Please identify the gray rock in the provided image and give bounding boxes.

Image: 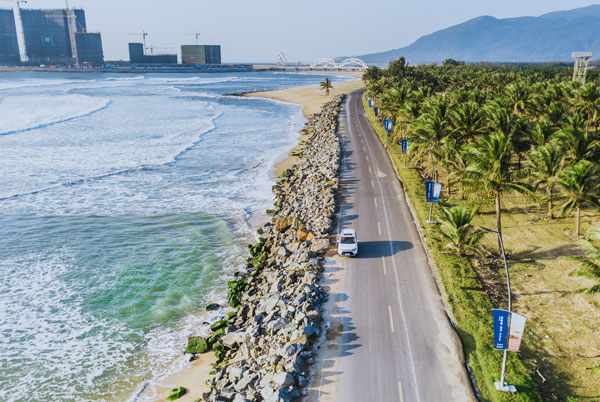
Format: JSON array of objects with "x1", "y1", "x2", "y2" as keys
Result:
[
  {"x1": 272, "y1": 371, "x2": 295, "y2": 387},
  {"x1": 267, "y1": 317, "x2": 289, "y2": 333}
]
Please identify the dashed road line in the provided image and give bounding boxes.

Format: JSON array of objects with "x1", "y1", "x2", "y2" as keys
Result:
[
  {"x1": 374, "y1": 198, "x2": 378, "y2": 208},
  {"x1": 388, "y1": 305, "x2": 395, "y2": 333},
  {"x1": 378, "y1": 221, "x2": 382, "y2": 235},
  {"x1": 382, "y1": 257, "x2": 387, "y2": 276}
]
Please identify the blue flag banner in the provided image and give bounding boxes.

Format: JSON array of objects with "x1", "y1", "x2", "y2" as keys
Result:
[
  {"x1": 432, "y1": 182, "x2": 442, "y2": 203},
  {"x1": 401, "y1": 139, "x2": 407, "y2": 154},
  {"x1": 384, "y1": 120, "x2": 393, "y2": 131},
  {"x1": 425, "y1": 181, "x2": 442, "y2": 203},
  {"x1": 374, "y1": 107, "x2": 379, "y2": 116},
  {"x1": 493, "y1": 309, "x2": 510, "y2": 350},
  {"x1": 369, "y1": 100, "x2": 374, "y2": 107},
  {"x1": 425, "y1": 181, "x2": 433, "y2": 202}
]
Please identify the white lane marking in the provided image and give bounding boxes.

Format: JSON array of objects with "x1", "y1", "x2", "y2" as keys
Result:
[
  {"x1": 378, "y1": 221, "x2": 382, "y2": 235},
  {"x1": 399, "y1": 382, "x2": 404, "y2": 402},
  {"x1": 371, "y1": 180, "x2": 375, "y2": 188},
  {"x1": 382, "y1": 257, "x2": 387, "y2": 276},
  {"x1": 363, "y1": 146, "x2": 366, "y2": 152},
  {"x1": 358, "y1": 94, "x2": 422, "y2": 402},
  {"x1": 374, "y1": 198, "x2": 378, "y2": 208},
  {"x1": 366, "y1": 155, "x2": 369, "y2": 161},
  {"x1": 369, "y1": 166, "x2": 372, "y2": 174},
  {"x1": 388, "y1": 305, "x2": 395, "y2": 333}
]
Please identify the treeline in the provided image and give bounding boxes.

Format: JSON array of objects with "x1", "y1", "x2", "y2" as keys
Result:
[{"x1": 364, "y1": 58, "x2": 600, "y2": 239}]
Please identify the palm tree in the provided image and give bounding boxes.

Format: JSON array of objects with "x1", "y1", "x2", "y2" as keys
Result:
[
  {"x1": 463, "y1": 130, "x2": 534, "y2": 240},
  {"x1": 529, "y1": 143, "x2": 564, "y2": 218},
  {"x1": 573, "y1": 83, "x2": 600, "y2": 131},
  {"x1": 448, "y1": 101, "x2": 485, "y2": 144},
  {"x1": 556, "y1": 115, "x2": 598, "y2": 163},
  {"x1": 320, "y1": 78, "x2": 333, "y2": 96},
  {"x1": 556, "y1": 161, "x2": 600, "y2": 236},
  {"x1": 436, "y1": 205, "x2": 485, "y2": 256},
  {"x1": 568, "y1": 230, "x2": 600, "y2": 294}
]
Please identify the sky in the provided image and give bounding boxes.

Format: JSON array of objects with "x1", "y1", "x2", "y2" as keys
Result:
[{"x1": 6, "y1": 0, "x2": 600, "y2": 62}]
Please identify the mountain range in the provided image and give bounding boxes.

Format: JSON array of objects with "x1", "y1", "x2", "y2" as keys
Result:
[{"x1": 347, "y1": 5, "x2": 600, "y2": 64}]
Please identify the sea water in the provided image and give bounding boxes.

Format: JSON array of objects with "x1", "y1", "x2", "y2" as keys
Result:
[{"x1": 0, "y1": 71, "x2": 354, "y2": 402}]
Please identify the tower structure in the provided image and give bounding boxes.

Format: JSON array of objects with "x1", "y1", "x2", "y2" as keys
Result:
[{"x1": 572, "y1": 52, "x2": 592, "y2": 84}]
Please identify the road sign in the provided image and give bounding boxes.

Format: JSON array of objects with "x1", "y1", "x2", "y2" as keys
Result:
[
  {"x1": 384, "y1": 119, "x2": 393, "y2": 131},
  {"x1": 425, "y1": 181, "x2": 442, "y2": 203},
  {"x1": 369, "y1": 100, "x2": 374, "y2": 107},
  {"x1": 507, "y1": 312, "x2": 527, "y2": 352},
  {"x1": 493, "y1": 309, "x2": 510, "y2": 350},
  {"x1": 374, "y1": 107, "x2": 379, "y2": 116},
  {"x1": 402, "y1": 139, "x2": 407, "y2": 154}
]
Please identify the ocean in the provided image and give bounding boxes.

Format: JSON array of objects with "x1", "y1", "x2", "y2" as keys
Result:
[{"x1": 0, "y1": 71, "x2": 354, "y2": 402}]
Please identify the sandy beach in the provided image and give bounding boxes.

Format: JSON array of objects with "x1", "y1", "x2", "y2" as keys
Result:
[{"x1": 246, "y1": 78, "x2": 365, "y2": 175}]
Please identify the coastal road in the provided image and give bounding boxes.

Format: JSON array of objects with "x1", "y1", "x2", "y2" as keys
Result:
[{"x1": 307, "y1": 90, "x2": 476, "y2": 402}]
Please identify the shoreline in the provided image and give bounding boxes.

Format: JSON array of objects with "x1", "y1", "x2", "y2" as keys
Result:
[
  {"x1": 132, "y1": 78, "x2": 363, "y2": 402},
  {"x1": 245, "y1": 79, "x2": 364, "y2": 176}
]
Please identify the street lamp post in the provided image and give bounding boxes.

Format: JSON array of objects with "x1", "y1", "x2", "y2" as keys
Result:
[{"x1": 480, "y1": 226, "x2": 517, "y2": 393}]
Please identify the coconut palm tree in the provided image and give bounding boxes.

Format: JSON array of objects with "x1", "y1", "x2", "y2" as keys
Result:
[
  {"x1": 556, "y1": 115, "x2": 598, "y2": 163},
  {"x1": 320, "y1": 78, "x2": 333, "y2": 96},
  {"x1": 568, "y1": 230, "x2": 600, "y2": 294},
  {"x1": 448, "y1": 101, "x2": 485, "y2": 144},
  {"x1": 556, "y1": 161, "x2": 600, "y2": 237},
  {"x1": 436, "y1": 205, "x2": 485, "y2": 256},
  {"x1": 529, "y1": 143, "x2": 564, "y2": 218},
  {"x1": 573, "y1": 82, "x2": 600, "y2": 130},
  {"x1": 463, "y1": 130, "x2": 534, "y2": 240}
]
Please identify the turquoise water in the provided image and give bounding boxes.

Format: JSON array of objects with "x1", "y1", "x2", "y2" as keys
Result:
[{"x1": 0, "y1": 72, "x2": 354, "y2": 401}]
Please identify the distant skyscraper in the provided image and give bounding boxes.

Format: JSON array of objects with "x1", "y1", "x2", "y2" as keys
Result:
[
  {"x1": 181, "y1": 45, "x2": 221, "y2": 65},
  {"x1": 0, "y1": 9, "x2": 20, "y2": 65},
  {"x1": 20, "y1": 8, "x2": 103, "y2": 66}
]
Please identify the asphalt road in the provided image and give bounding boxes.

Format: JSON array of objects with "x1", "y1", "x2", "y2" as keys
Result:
[{"x1": 308, "y1": 90, "x2": 476, "y2": 402}]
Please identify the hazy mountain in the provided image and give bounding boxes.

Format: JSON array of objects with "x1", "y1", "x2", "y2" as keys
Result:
[{"x1": 348, "y1": 5, "x2": 600, "y2": 64}]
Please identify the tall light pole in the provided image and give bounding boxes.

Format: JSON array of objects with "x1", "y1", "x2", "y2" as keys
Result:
[{"x1": 480, "y1": 226, "x2": 516, "y2": 392}]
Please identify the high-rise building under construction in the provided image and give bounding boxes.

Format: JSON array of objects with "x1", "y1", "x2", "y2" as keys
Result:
[
  {"x1": 0, "y1": 9, "x2": 20, "y2": 65},
  {"x1": 20, "y1": 8, "x2": 103, "y2": 66},
  {"x1": 181, "y1": 45, "x2": 221, "y2": 65}
]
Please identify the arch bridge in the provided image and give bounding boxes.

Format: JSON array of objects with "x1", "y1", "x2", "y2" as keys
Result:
[{"x1": 310, "y1": 57, "x2": 368, "y2": 70}]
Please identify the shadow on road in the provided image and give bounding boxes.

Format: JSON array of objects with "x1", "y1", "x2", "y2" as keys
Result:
[{"x1": 356, "y1": 240, "x2": 413, "y2": 258}]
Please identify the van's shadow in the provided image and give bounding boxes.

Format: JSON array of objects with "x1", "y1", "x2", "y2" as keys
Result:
[{"x1": 355, "y1": 240, "x2": 413, "y2": 258}]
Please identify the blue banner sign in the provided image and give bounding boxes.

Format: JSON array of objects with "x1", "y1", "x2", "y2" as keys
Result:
[
  {"x1": 425, "y1": 181, "x2": 442, "y2": 203},
  {"x1": 384, "y1": 120, "x2": 393, "y2": 131},
  {"x1": 374, "y1": 107, "x2": 379, "y2": 116},
  {"x1": 401, "y1": 139, "x2": 407, "y2": 154},
  {"x1": 432, "y1": 182, "x2": 442, "y2": 202},
  {"x1": 369, "y1": 100, "x2": 374, "y2": 107},
  {"x1": 493, "y1": 309, "x2": 510, "y2": 350}
]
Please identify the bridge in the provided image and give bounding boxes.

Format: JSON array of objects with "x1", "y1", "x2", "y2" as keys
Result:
[{"x1": 253, "y1": 57, "x2": 368, "y2": 72}]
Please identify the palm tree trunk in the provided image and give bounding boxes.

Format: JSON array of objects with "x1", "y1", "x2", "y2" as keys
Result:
[
  {"x1": 547, "y1": 185, "x2": 554, "y2": 219},
  {"x1": 576, "y1": 205, "x2": 581, "y2": 237}
]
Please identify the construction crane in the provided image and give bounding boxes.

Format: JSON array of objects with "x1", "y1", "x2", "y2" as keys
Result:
[
  {"x1": 146, "y1": 45, "x2": 175, "y2": 55},
  {"x1": 277, "y1": 52, "x2": 288, "y2": 66},
  {"x1": 129, "y1": 31, "x2": 149, "y2": 49},
  {"x1": 186, "y1": 31, "x2": 201, "y2": 45},
  {"x1": 277, "y1": 51, "x2": 302, "y2": 66}
]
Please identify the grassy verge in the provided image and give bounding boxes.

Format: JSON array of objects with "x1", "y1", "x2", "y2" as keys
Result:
[{"x1": 362, "y1": 96, "x2": 542, "y2": 402}]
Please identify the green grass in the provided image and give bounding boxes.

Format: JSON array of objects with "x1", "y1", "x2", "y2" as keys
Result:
[{"x1": 362, "y1": 97, "x2": 541, "y2": 402}]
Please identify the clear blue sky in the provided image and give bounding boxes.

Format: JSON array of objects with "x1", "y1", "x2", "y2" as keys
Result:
[{"x1": 8, "y1": 0, "x2": 600, "y2": 62}]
